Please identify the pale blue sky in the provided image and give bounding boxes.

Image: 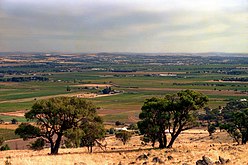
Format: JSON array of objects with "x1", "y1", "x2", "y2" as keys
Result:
[{"x1": 0, "y1": 0, "x2": 247, "y2": 53}]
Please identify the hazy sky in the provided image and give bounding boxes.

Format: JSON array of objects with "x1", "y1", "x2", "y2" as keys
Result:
[{"x1": 0, "y1": 0, "x2": 247, "y2": 53}]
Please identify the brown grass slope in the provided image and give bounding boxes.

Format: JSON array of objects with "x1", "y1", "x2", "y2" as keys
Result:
[{"x1": 1, "y1": 129, "x2": 248, "y2": 165}]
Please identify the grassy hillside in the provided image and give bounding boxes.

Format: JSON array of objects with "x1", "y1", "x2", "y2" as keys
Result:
[{"x1": 1, "y1": 129, "x2": 247, "y2": 165}]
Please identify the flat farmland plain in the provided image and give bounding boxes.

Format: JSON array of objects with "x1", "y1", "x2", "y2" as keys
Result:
[{"x1": 0, "y1": 54, "x2": 247, "y2": 124}]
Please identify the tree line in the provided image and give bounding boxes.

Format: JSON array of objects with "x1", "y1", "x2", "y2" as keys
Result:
[{"x1": 0, "y1": 76, "x2": 48, "y2": 82}]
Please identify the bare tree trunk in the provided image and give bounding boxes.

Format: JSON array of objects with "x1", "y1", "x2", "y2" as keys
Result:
[
  {"x1": 90, "y1": 146, "x2": 93, "y2": 153},
  {"x1": 163, "y1": 133, "x2": 167, "y2": 148},
  {"x1": 51, "y1": 134, "x2": 62, "y2": 154},
  {"x1": 241, "y1": 132, "x2": 247, "y2": 144},
  {"x1": 167, "y1": 127, "x2": 182, "y2": 148},
  {"x1": 49, "y1": 138, "x2": 54, "y2": 155},
  {"x1": 158, "y1": 137, "x2": 164, "y2": 148}
]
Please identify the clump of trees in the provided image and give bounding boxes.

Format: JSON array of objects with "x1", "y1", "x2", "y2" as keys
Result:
[
  {"x1": 15, "y1": 97, "x2": 105, "y2": 154},
  {"x1": 138, "y1": 90, "x2": 208, "y2": 148},
  {"x1": 0, "y1": 76, "x2": 49, "y2": 82},
  {"x1": 200, "y1": 99, "x2": 248, "y2": 145},
  {"x1": 64, "y1": 116, "x2": 106, "y2": 152},
  {"x1": 220, "y1": 100, "x2": 248, "y2": 144},
  {"x1": 30, "y1": 138, "x2": 45, "y2": 150}
]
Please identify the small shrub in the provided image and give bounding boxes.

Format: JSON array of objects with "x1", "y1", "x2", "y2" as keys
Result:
[
  {"x1": 0, "y1": 119, "x2": 4, "y2": 124},
  {"x1": 109, "y1": 128, "x2": 115, "y2": 134},
  {"x1": 66, "y1": 86, "x2": 71, "y2": 92},
  {"x1": 128, "y1": 123, "x2": 138, "y2": 130},
  {"x1": 115, "y1": 121, "x2": 124, "y2": 126},
  {"x1": 1, "y1": 144, "x2": 10, "y2": 151},
  {"x1": 115, "y1": 131, "x2": 132, "y2": 145},
  {"x1": 207, "y1": 124, "x2": 216, "y2": 136},
  {"x1": 11, "y1": 119, "x2": 18, "y2": 124},
  {"x1": 30, "y1": 138, "x2": 45, "y2": 150}
]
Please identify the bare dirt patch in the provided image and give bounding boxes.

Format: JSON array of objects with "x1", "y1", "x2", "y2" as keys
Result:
[
  {"x1": 0, "y1": 92, "x2": 119, "y2": 104},
  {"x1": 0, "y1": 110, "x2": 27, "y2": 117},
  {"x1": 0, "y1": 82, "x2": 18, "y2": 86},
  {"x1": 0, "y1": 124, "x2": 19, "y2": 130}
]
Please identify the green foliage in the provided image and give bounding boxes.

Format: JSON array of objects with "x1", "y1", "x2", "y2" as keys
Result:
[
  {"x1": 221, "y1": 100, "x2": 248, "y2": 120},
  {"x1": 64, "y1": 128, "x2": 85, "y2": 148},
  {"x1": 11, "y1": 119, "x2": 18, "y2": 124},
  {"x1": 128, "y1": 123, "x2": 138, "y2": 130},
  {"x1": 0, "y1": 119, "x2": 4, "y2": 124},
  {"x1": 80, "y1": 117, "x2": 105, "y2": 152},
  {"x1": 115, "y1": 130, "x2": 132, "y2": 145},
  {"x1": 222, "y1": 123, "x2": 242, "y2": 144},
  {"x1": 203, "y1": 107, "x2": 221, "y2": 121},
  {"x1": 109, "y1": 128, "x2": 115, "y2": 134},
  {"x1": 0, "y1": 129, "x2": 19, "y2": 141},
  {"x1": 102, "y1": 87, "x2": 112, "y2": 94},
  {"x1": 15, "y1": 123, "x2": 40, "y2": 140},
  {"x1": 64, "y1": 116, "x2": 105, "y2": 152},
  {"x1": 15, "y1": 97, "x2": 98, "y2": 154},
  {"x1": 138, "y1": 97, "x2": 167, "y2": 147},
  {"x1": 0, "y1": 144, "x2": 10, "y2": 151},
  {"x1": 0, "y1": 115, "x2": 26, "y2": 123},
  {"x1": 138, "y1": 90, "x2": 208, "y2": 148},
  {"x1": 207, "y1": 123, "x2": 216, "y2": 136},
  {"x1": 30, "y1": 138, "x2": 45, "y2": 150},
  {"x1": 231, "y1": 109, "x2": 248, "y2": 144},
  {"x1": 66, "y1": 86, "x2": 71, "y2": 92},
  {"x1": 221, "y1": 100, "x2": 248, "y2": 144}
]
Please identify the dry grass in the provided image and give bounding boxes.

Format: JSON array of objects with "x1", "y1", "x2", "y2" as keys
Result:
[
  {"x1": 0, "y1": 82, "x2": 18, "y2": 86},
  {"x1": 0, "y1": 110, "x2": 27, "y2": 117},
  {"x1": 1, "y1": 129, "x2": 248, "y2": 165},
  {"x1": 0, "y1": 124, "x2": 19, "y2": 130}
]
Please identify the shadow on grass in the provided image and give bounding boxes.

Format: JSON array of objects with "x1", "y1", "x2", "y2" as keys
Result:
[{"x1": 45, "y1": 147, "x2": 160, "y2": 156}]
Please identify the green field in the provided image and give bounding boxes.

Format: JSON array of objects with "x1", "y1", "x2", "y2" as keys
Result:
[
  {"x1": 0, "y1": 115, "x2": 27, "y2": 122},
  {"x1": 0, "y1": 129, "x2": 20, "y2": 141},
  {"x1": 0, "y1": 55, "x2": 248, "y2": 123}
]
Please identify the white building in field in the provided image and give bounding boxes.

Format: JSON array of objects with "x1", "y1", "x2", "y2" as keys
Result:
[
  {"x1": 159, "y1": 73, "x2": 177, "y2": 77},
  {"x1": 114, "y1": 127, "x2": 128, "y2": 131}
]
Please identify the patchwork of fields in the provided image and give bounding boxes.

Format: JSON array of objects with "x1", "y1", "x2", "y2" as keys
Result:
[
  {"x1": 0, "y1": 54, "x2": 248, "y2": 142},
  {"x1": 1, "y1": 54, "x2": 248, "y2": 124}
]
